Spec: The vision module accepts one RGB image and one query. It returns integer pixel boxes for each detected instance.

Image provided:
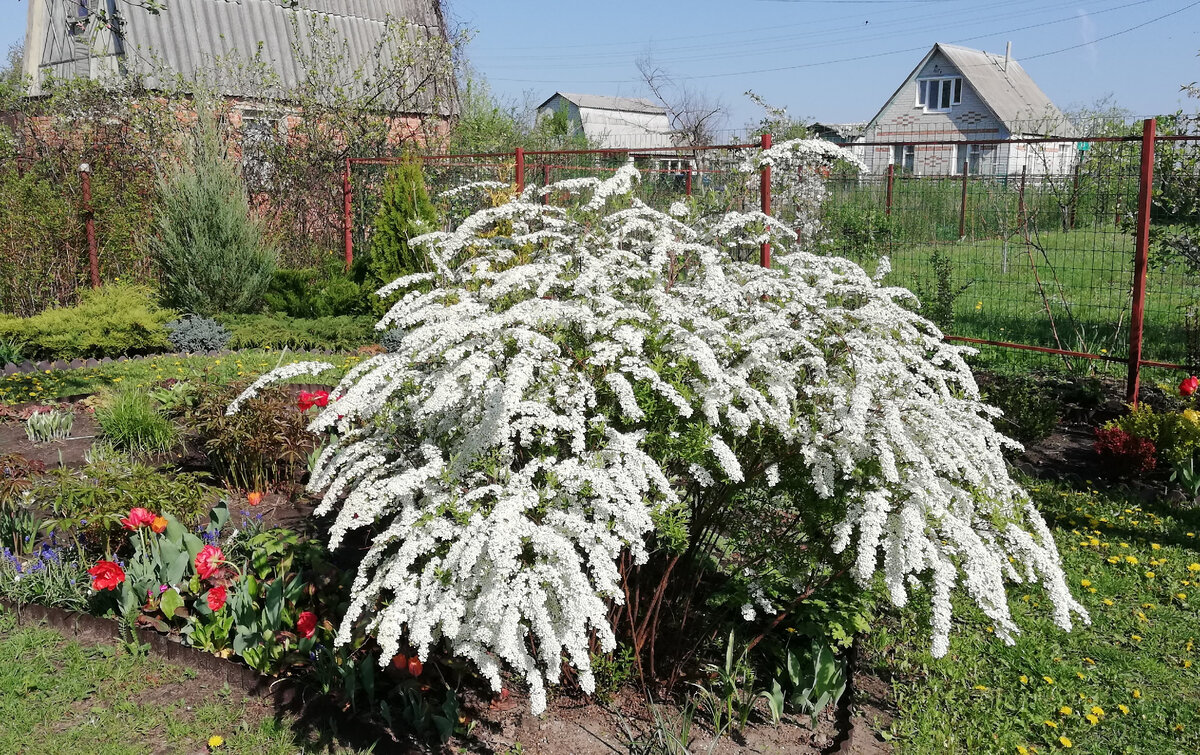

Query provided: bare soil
[0,413,98,469]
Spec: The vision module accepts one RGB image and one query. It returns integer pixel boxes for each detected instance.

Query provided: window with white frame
[954,143,995,175]
[893,144,915,173]
[916,76,962,113]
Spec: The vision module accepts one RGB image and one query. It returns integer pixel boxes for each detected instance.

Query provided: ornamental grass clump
[231,140,1086,713]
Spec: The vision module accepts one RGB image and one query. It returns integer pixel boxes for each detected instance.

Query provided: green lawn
[878,228,1196,370]
[866,478,1200,754]
[0,607,315,754]
[0,350,364,404]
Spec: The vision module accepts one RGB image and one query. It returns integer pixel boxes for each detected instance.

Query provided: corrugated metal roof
[936,44,1067,134]
[33,0,453,113]
[546,92,666,115]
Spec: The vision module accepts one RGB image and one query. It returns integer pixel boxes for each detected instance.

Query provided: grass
[0,606,310,754]
[865,477,1200,753]
[878,227,1198,370]
[0,350,366,405]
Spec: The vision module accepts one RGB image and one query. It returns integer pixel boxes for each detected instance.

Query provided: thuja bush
[232,142,1086,713]
[150,111,277,317]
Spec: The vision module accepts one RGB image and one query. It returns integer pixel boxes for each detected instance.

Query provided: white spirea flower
[237,150,1085,715]
[225,361,335,415]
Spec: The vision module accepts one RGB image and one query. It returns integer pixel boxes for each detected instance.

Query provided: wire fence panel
[346,121,1198,395]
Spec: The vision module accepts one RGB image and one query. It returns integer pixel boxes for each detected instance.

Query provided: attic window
[916,77,962,113]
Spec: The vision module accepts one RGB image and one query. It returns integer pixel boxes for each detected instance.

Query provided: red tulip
[88,560,126,591]
[407,656,423,677]
[1181,376,1199,397]
[391,653,408,671]
[297,391,316,411]
[150,516,169,534]
[206,585,227,612]
[120,507,155,530]
[246,491,263,507]
[194,544,225,580]
[296,611,318,639]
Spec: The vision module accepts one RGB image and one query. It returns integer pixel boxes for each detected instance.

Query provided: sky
[2,0,1198,136]
[444,0,1200,135]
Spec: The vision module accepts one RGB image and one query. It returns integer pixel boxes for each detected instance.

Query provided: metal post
[342,158,353,271]
[760,133,772,268]
[542,164,550,205]
[885,163,894,216]
[958,160,968,239]
[1069,163,1081,230]
[81,163,99,289]
[1127,117,1156,406]
[1018,165,1027,235]
[685,166,692,197]
[515,147,525,194]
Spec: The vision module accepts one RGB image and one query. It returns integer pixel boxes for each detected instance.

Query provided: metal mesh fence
[347,122,1199,392]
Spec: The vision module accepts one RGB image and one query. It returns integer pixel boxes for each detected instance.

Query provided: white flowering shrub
[231,145,1086,713]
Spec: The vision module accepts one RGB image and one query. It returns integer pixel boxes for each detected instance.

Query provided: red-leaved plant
[1094,427,1157,475]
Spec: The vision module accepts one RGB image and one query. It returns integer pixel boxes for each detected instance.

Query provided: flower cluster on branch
[233,144,1085,713]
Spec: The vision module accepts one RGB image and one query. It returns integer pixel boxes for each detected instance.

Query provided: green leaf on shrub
[166,550,190,585]
[159,588,185,619]
[183,532,203,559]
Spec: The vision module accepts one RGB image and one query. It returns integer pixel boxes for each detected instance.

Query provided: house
[536,92,676,151]
[858,43,1076,176]
[809,121,866,146]
[21,0,457,134]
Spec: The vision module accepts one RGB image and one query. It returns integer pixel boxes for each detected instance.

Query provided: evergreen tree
[150,110,278,317]
[359,152,438,312]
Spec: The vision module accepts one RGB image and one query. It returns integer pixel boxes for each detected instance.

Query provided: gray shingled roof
[546,92,667,116]
[30,0,454,114]
[863,43,1069,137]
[935,44,1067,134]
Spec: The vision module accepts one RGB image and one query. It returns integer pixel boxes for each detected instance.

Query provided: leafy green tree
[358,153,438,312]
[150,110,278,317]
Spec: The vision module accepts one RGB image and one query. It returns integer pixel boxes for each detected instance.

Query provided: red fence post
[686,165,692,197]
[515,147,525,194]
[81,163,99,289]
[760,133,772,268]
[343,158,353,271]
[542,164,550,205]
[958,160,968,239]
[885,162,894,216]
[1127,117,1157,406]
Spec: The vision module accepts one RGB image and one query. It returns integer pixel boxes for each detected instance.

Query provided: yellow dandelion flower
[1189,563,1200,573]
[1043,676,1055,685]
[1017,747,1030,755]
[1178,593,1188,600]
[1176,724,1186,732]
[1146,572,1156,579]
[207,735,224,749]
[1132,634,1143,641]
[1118,704,1130,714]
[1059,736,1072,748]
[1080,579,1092,587]
[1044,720,1058,728]
[1086,714,1099,725]
[1126,555,1139,564]
[1107,556,1121,564]
[1083,658,1095,665]
[1133,689,1142,699]
[1020,675,1029,684]
[1059,706,1073,716]
[974,684,989,690]
[1185,660,1193,669]
[1091,706,1105,717]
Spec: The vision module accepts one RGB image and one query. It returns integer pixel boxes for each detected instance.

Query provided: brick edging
[1,348,351,376]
